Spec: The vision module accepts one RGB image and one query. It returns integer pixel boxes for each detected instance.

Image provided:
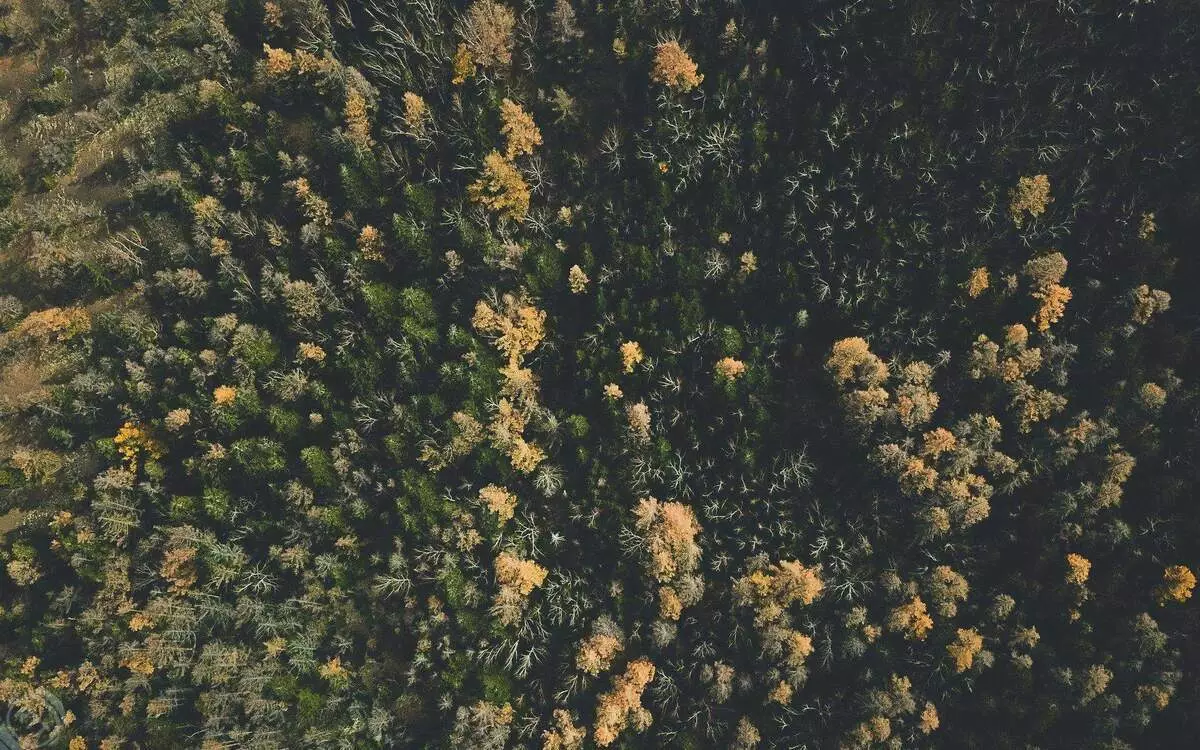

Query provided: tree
[469,151,531,221]
[593,659,655,746]
[651,40,703,91]
[500,99,542,158]
[1157,566,1195,605]
[1010,174,1051,226]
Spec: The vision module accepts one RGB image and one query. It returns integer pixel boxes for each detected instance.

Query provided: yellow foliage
[479,484,517,524]
[767,680,793,705]
[9,447,63,484]
[213,385,237,406]
[928,565,969,617]
[6,558,40,586]
[1005,323,1029,348]
[658,586,683,620]
[542,709,586,750]
[1066,553,1091,586]
[1136,684,1173,711]
[500,98,542,158]
[1140,382,1167,409]
[568,265,589,293]
[1011,381,1067,433]
[462,1,516,70]
[827,337,888,387]
[1031,283,1072,331]
[344,89,372,148]
[899,457,938,494]
[451,43,475,84]
[783,630,814,668]
[493,551,547,625]
[262,44,295,76]
[472,294,547,365]
[966,267,990,298]
[495,551,547,596]
[603,383,623,400]
[489,398,526,446]
[114,422,163,466]
[500,362,539,407]
[1138,211,1157,240]
[469,151,530,221]
[9,307,91,345]
[319,656,350,682]
[734,717,761,749]
[287,177,333,227]
[626,401,651,442]
[1157,565,1195,604]
[593,659,655,746]
[508,437,546,474]
[715,357,747,381]
[1131,284,1171,324]
[402,92,429,134]
[844,715,892,749]
[1023,251,1068,288]
[294,49,337,76]
[122,653,155,677]
[263,1,283,26]
[919,702,940,733]
[161,545,197,593]
[577,633,623,675]
[422,411,487,470]
[947,628,983,672]
[620,341,644,373]
[299,342,326,362]
[358,225,383,262]
[1080,665,1112,704]
[651,40,703,91]
[888,596,933,640]
[1010,174,1051,226]
[733,559,823,627]
[633,498,701,583]
[921,427,957,458]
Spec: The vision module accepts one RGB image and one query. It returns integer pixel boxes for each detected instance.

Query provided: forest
[0,0,1198,748]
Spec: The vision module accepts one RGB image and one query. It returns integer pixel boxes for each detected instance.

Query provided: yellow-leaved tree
[593,659,656,746]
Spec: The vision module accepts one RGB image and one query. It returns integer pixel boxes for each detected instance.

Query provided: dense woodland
[0,0,1198,748]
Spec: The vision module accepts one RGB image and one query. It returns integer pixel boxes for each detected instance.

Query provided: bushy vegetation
[1,0,1198,748]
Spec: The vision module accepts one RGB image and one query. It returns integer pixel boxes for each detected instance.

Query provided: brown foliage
[1131,284,1171,324]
